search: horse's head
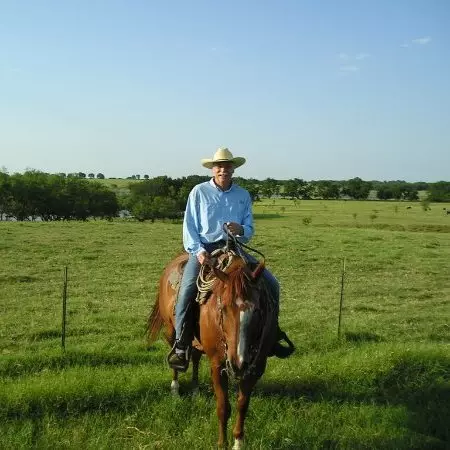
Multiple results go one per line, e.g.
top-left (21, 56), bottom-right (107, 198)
top-left (211, 255), bottom-right (270, 378)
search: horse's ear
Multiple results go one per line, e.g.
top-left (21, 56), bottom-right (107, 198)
top-left (251, 262), bottom-right (265, 280)
top-left (213, 267), bottom-right (229, 282)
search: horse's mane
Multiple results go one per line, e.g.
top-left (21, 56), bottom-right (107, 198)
top-left (213, 266), bottom-right (250, 307)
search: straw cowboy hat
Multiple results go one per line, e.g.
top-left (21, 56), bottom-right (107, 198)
top-left (201, 147), bottom-right (246, 169)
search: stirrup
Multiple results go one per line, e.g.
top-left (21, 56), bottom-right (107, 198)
top-left (167, 343), bottom-right (191, 372)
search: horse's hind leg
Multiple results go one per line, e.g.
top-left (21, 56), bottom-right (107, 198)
top-left (165, 324), bottom-right (180, 396)
top-left (191, 347), bottom-right (202, 395)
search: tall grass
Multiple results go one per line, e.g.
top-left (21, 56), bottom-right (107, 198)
top-left (1, 200), bottom-right (449, 449)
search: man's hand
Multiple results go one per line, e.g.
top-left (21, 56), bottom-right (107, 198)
top-left (226, 222), bottom-right (244, 236)
top-left (197, 251), bottom-right (213, 266)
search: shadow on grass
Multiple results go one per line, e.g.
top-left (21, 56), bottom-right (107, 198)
top-left (353, 305), bottom-right (380, 313)
top-left (2, 350), bottom-right (449, 448)
top-left (428, 332), bottom-right (450, 343)
top-left (255, 353), bottom-right (450, 448)
top-left (29, 330), bottom-right (61, 341)
top-left (338, 222), bottom-right (450, 233)
top-left (28, 327), bottom-right (114, 343)
top-left (4, 385), bottom-right (166, 422)
top-left (0, 349), bottom-right (164, 378)
top-left (253, 213), bottom-right (282, 220)
top-left (0, 275), bottom-right (39, 284)
top-left (343, 331), bottom-right (384, 343)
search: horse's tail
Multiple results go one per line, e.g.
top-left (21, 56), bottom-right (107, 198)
top-left (147, 294), bottom-right (164, 346)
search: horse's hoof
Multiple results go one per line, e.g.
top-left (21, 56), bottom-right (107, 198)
top-left (233, 438), bottom-right (243, 450)
top-left (170, 380), bottom-right (180, 396)
top-left (192, 386), bottom-right (200, 397)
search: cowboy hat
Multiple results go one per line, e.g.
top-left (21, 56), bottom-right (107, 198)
top-left (201, 147), bottom-right (246, 169)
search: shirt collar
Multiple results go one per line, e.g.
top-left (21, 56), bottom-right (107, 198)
top-left (209, 178), bottom-right (234, 192)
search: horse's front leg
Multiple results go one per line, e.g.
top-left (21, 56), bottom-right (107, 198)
top-left (170, 369), bottom-right (179, 396)
top-left (232, 376), bottom-right (258, 449)
top-left (211, 363), bottom-right (231, 448)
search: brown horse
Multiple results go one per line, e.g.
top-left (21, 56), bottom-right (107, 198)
top-left (148, 249), bottom-right (278, 449)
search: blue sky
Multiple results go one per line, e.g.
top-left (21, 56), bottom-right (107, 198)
top-left (1, 1), bottom-right (449, 181)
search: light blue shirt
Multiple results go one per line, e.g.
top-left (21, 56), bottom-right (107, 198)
top-left (183, 179), bottom-right (254, 255)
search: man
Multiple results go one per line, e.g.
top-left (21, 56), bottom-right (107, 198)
top-left (168, 147), bottom-right (282, 371)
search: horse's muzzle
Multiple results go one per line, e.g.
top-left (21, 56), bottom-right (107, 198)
top-left (226, 359), bottom-right (249, 380)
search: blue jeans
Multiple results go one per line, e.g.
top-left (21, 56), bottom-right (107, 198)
top-left (175, 250), bottom-right (280, 347)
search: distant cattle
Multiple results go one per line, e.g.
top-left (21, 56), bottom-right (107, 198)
top-left (406, 206), bottom-right (412, 209)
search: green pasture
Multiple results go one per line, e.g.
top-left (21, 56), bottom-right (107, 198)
top-left (1, 200), bottom-right (449, 449)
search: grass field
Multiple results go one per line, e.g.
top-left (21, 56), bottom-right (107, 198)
top-left (1, 199), bottom-right (449, 449)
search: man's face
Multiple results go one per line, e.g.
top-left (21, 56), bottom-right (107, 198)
top-left (212, 162), bottom-right (234, 186)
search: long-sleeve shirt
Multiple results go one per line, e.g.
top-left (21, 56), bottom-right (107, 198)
top-left (183, 179), bottom-right (254, 255)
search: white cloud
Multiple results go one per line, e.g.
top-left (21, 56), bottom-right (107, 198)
top-left (355, 52), bottom-right (370, 60)
top-left (338, 52), bottom-right (349, 60)
top-left (412, 36), bottom-right (432, 45)
top-left (340, 65), bottom-right (359, 72)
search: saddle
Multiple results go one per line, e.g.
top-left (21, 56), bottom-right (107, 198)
top-left (167, 247), bottom-right (295, 359)
top-left (167, 248), bottom-right (239, 305)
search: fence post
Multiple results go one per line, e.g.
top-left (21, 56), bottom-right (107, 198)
top-left (61, 266), bottom-right (68, 351)
top-left (337, 257), bottom-right (346, 339)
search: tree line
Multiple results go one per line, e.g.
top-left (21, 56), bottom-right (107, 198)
top-left (1, 171), bottom-right (449, 222)
top-left (0, 171), bottom-right (118, 221)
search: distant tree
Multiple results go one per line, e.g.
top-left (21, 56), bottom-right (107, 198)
top-left (88, 173), bottom-right (95, 179)
top-left (129, 176), bottom-right (173, 198)
top-left (78, 172), bottom-right (86, 178)
top-left (64, 177), bottom-right (91, 220)
top-left (283, 180), bottom-right (300, 199)
top-left (421, 198), bottom-right (431, 211)
top-left (87, 182), bottom-right (119, 219)
top-left (179, 175), bottom-right (209, 196)
top-left (246, 185), bottom-right (260, 202)
top-left (315, 181), bottom-right (340, 199)
top-left (0, 171), bottom-right (118, 221)
top-left (403, 188), bottom-right (419, 201)
top-left (144, 174), bottom-right (149, 180)
top-left (0, 172), bottom-right (12, 220)
top-left (136, 174), bottom-right (140, 180)
top-left (96, 173), bottom-right (105, 179)
top-left (428, 182), bottom-right (450, 202)
top-left (9, 171), bottom-right (53, 220)
top-left (411, 181), bottom-right (429, 191)
top-left (259, 178), bottom-right (279, 198)
top-left (282, 178), bottom-right (312, 199)
top-left (377, 186), bottom-right (394, 200)
top-left (342, 177), bottom-right (372, 200)
top-left (234, 177), bottom-right (259, 202)
top-left (298, 180), bottom-right (314, 199)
